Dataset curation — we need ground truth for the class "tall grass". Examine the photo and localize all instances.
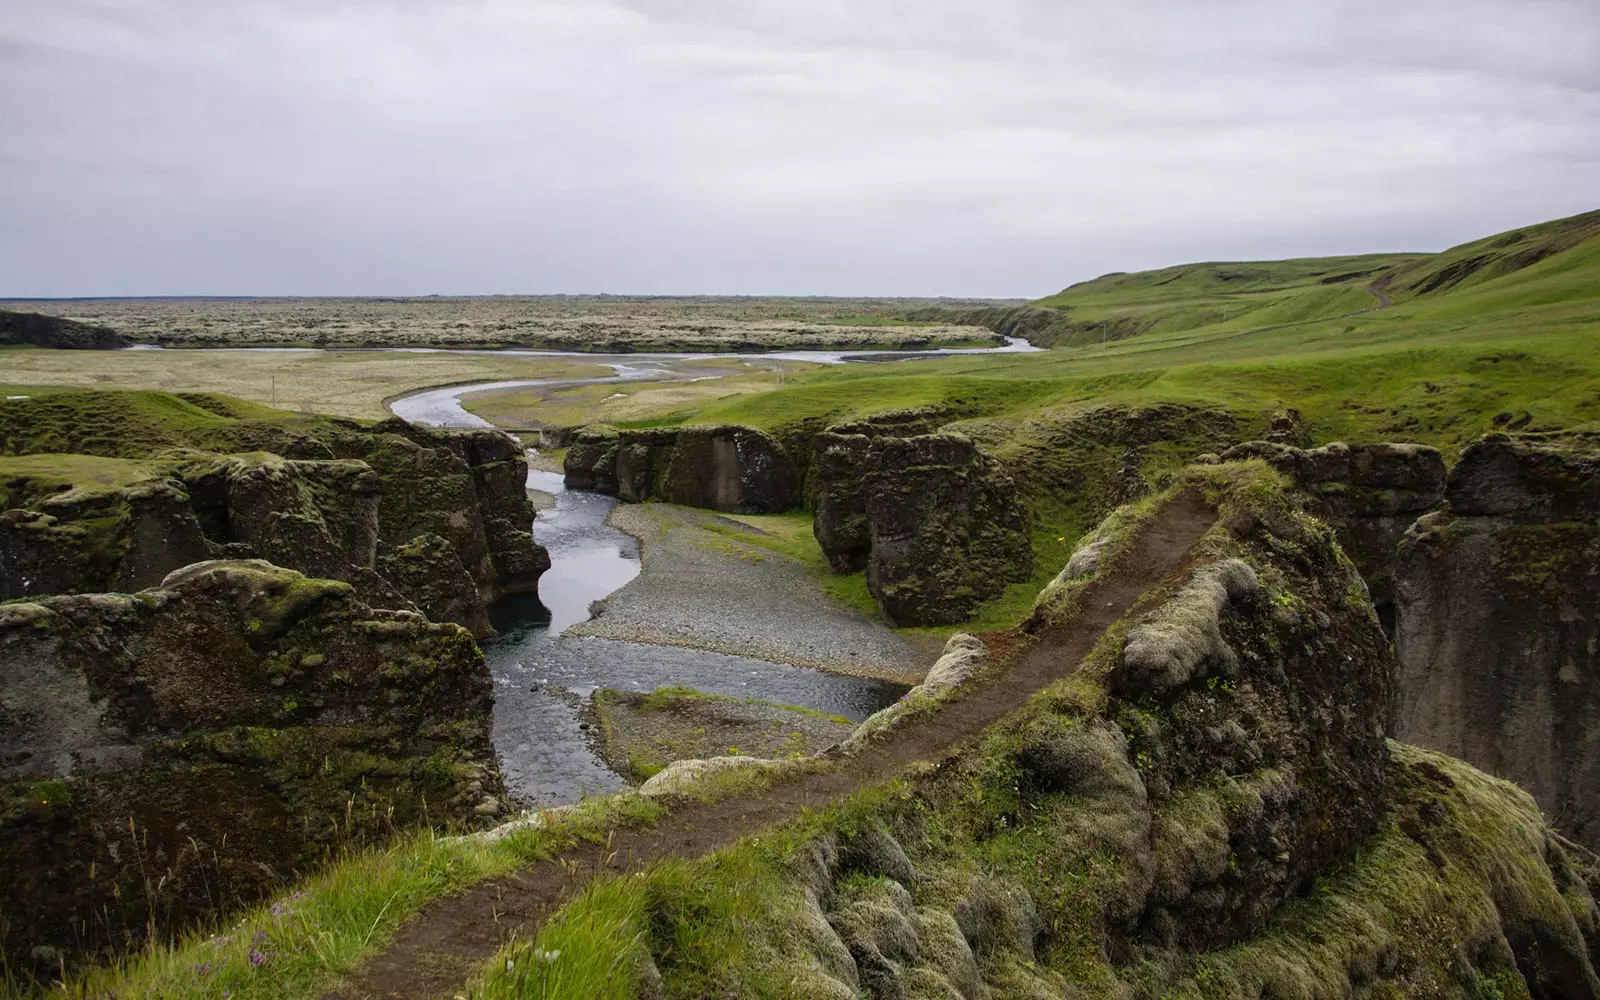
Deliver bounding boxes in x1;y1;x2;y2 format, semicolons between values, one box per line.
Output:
3;796;664;1000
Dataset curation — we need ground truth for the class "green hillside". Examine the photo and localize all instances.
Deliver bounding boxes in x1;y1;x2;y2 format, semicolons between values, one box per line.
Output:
1030;252;1420;345
1018;208;1600;351
600;208;1600;631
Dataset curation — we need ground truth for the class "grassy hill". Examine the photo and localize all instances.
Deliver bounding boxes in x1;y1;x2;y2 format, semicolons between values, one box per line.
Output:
1020;207;1599;350
579;208;1600;631
1029;252;1419;346
652;208;1600;445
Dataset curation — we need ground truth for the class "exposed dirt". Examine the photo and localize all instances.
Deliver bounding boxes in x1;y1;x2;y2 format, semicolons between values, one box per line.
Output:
326;492;1217;1000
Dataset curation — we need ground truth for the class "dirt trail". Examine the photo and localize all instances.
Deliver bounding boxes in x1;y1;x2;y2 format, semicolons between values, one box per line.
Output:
328;493;1216;1000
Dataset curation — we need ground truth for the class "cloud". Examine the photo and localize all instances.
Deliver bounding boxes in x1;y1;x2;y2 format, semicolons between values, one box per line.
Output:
2;0;1597;296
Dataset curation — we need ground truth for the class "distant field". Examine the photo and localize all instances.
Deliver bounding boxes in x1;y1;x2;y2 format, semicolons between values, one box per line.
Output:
0;346;613;420
5;295;1010;352
553;209;1600;452
460;357;825;428
534;209;1600;632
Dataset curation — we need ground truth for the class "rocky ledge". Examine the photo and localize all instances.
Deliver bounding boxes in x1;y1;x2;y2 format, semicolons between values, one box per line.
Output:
0;560;505;964
1392;431;1600;849
564;423;800;513
813;428;1032;625
1218;438;1446;631
1;417;548;637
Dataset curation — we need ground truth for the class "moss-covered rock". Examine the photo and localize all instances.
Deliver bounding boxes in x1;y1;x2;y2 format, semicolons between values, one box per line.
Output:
0;402;548;636
509;464;1599;998
0;560;503;965
812;430;1033;625
1221;438;1447;631
0;479;213;599
1393;431;1600;850
562;424;801;513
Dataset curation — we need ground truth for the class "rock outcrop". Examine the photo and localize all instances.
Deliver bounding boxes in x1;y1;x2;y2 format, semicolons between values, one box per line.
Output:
621;472;1600;997
0;561;503;962
812;430;1032;625
1393;431;1600;848
0;422;547;637
562;424;799;514
1222;439;1446;630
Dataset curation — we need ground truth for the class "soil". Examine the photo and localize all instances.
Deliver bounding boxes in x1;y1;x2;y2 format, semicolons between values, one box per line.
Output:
325;491;1216;1000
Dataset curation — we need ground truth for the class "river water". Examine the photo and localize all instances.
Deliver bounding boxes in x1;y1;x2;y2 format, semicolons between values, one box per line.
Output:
388;337;1040;428
481;469;906;805
392;340;1042;804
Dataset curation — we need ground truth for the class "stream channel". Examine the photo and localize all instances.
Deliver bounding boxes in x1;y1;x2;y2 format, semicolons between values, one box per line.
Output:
389;339;1041;805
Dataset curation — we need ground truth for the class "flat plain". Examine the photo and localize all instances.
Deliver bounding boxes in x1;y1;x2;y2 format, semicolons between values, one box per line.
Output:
4;295;1008;352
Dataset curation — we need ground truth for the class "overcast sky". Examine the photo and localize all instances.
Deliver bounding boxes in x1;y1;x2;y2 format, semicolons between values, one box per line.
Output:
3;1;1597;298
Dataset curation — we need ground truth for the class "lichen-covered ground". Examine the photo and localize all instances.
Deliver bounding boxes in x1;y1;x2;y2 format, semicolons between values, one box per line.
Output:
6;296;1005;351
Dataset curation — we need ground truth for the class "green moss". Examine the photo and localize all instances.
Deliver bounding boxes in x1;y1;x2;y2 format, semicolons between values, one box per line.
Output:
1495;522;1596;595
1166;744;1589;999
1;780;76;824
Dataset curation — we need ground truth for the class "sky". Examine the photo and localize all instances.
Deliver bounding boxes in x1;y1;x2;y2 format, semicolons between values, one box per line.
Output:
2;0;1598;298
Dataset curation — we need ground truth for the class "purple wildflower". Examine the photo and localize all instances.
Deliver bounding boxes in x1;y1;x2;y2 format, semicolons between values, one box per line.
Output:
248;947;271;968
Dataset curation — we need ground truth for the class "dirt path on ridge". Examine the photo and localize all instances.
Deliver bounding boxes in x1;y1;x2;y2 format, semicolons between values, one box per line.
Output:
327;492;1217;1000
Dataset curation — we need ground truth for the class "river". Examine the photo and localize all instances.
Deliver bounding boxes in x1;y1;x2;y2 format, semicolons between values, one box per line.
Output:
388;337;1040;427
397;340;1043;805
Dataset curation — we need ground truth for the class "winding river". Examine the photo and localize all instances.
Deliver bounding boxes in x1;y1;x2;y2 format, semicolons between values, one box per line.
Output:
392;339;1040;805
388;337;1040;427
483;470;906;804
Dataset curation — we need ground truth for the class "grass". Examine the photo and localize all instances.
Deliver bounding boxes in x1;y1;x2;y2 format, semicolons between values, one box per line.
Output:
2;793;666;1000
1030;251;1418;345
466;783;912;1000
633;686;850;725
0;348;614;421
591;685;852;781
712;511;882;619
461;360;824;429
553;209;1600;633
0;454;157;507
0;386;340;459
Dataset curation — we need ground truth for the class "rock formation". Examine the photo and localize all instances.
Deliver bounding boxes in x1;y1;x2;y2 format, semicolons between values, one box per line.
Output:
1393;431;1600;848
0;561;504;961
562;424;799;514
616;471;1600;996
1222;438;1446;631
812;429;1032;625
0;420;547;637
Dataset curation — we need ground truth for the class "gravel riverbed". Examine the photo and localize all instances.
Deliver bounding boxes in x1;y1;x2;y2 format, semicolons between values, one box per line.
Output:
566;502;934;683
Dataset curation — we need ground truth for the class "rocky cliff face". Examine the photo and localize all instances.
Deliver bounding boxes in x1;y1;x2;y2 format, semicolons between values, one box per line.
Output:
1220;439;1447;632
812;429;1032;625
1393;431;1600;849
562;424;799;514
0;422;547;637
609;469;1600;997
0;560;504;962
